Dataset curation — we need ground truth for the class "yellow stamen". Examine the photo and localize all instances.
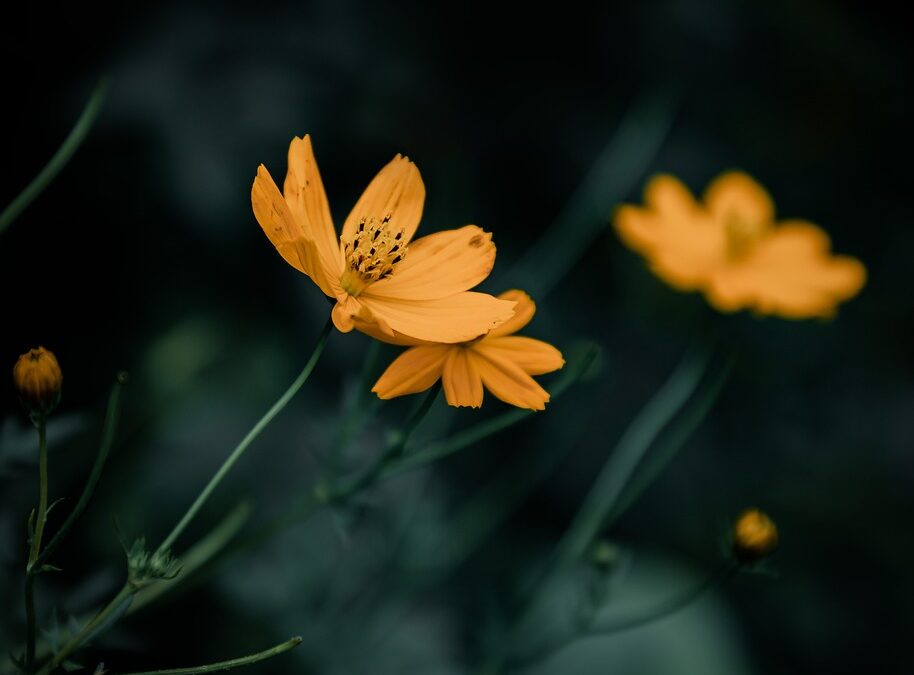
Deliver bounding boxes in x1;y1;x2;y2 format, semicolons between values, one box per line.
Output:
340;215;408;296
725;214;767;259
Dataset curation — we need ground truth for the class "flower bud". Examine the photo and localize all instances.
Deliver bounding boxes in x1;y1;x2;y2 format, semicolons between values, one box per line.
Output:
13;347;62;417
589;540;620;571
732;508;778;563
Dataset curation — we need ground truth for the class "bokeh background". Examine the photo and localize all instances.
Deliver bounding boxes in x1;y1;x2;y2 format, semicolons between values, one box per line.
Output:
1;2;912;673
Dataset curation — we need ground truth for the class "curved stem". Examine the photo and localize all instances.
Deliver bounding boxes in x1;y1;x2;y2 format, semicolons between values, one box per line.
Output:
160;344;599;602
129;501;252;615
36;374;126;568
608;351;734;522
330;381;441;503
117;344;597;621
506;564;738;671
477;337;718;675
152;381;444;606
552;338;714;566
381;343;599;479
0;79;108;236
24;416;48;669
156;317;333;556
586;564;737;636
36;584;134;675
327;339;381;476
503;86;678;298
116;636;302;674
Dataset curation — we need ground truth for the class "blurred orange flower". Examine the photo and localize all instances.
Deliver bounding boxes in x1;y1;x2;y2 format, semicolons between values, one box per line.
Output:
614;172;866;319
252;135;515;342
372;290;564;410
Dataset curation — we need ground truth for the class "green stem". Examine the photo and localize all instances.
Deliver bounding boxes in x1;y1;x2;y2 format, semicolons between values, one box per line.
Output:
506;564;738;671
116;636;302;675
28;418;49;567
24;573;37;671
503;86;678;298
156;317;333;556
552;338;714;568
327;339;381;476
0;79;108;236
186;344;598;585
607;352;734;522
24;416;48;670
129;501;252;615
381;343;600;479
36;374;126;568
36;584;135;675
584;564;737;636
478;338;717;674
331;381;441;501
119;345;596;620
160;381;446;599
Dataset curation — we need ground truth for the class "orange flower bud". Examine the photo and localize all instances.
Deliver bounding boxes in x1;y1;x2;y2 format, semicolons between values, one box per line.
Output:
13;347;62;417
732;508;778;563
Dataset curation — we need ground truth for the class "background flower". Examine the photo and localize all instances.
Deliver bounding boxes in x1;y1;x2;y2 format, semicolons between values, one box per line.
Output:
615;172;866;318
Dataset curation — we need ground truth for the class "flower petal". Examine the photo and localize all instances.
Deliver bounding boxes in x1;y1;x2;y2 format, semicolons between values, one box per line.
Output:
475;336;564;375
645;174;700;220
704;220;867;318
468;348;550;411
442;347;483;408
283;135;344;278
357;292;516;344
368;225;496;300
252;165;336;296
349;318;429;347
487;290;536;337
331;295;393;335
372;345;450;399
341;155;425;245
615;176;725;290
704;171;775;229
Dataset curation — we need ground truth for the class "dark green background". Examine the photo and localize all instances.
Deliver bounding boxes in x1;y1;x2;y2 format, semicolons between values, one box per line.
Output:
1;2;911;673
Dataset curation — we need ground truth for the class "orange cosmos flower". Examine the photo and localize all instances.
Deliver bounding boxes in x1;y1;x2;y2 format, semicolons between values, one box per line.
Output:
13;346;63;416
372;290;564;411
614;171;866;319
252;136;515;343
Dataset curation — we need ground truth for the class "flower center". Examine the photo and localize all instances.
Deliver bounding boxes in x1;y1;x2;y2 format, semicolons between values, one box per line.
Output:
725;214;767;259
340;215;408;296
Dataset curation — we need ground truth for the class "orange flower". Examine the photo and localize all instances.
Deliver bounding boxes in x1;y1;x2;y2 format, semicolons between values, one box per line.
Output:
372;290;564;410
252;136;515;342
614;172;866;319
13;346;62;416
732;508;779;563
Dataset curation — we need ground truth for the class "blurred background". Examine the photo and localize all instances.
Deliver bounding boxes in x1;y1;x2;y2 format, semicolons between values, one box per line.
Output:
1;1;912;673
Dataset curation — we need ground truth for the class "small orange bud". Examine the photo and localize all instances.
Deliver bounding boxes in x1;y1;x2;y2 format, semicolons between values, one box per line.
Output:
13;347;63;417
732;508;778;563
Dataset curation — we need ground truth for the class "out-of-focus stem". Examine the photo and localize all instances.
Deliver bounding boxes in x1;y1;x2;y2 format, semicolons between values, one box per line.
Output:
36;374;126;568
35;584;134;675
0;79;108;236
117;636;302;674
505;564;739;671
24;416;48;669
